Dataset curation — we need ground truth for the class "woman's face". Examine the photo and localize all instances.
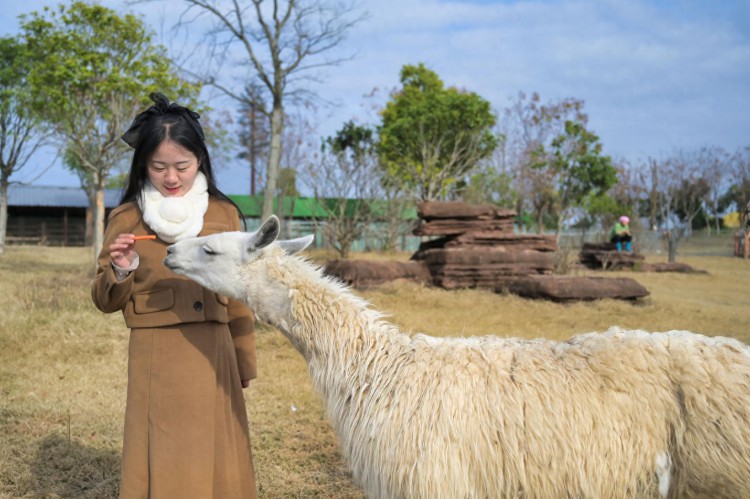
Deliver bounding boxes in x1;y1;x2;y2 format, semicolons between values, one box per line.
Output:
147;140;200;197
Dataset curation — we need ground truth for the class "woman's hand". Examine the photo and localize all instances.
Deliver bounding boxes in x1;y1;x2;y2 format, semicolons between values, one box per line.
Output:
241;379;250;389
109;233;137;268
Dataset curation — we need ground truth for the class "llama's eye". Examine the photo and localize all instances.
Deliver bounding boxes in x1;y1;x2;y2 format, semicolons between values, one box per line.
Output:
202;245;218;255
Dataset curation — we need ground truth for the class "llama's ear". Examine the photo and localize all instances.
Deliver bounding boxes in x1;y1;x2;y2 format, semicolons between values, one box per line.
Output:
278;234;314;255
248;215;280;251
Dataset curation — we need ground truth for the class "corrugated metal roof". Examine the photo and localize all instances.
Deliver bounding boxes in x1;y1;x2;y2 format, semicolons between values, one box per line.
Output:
8;184;122;208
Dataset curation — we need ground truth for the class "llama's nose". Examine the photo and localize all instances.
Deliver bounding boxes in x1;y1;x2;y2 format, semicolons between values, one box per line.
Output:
166;246;174;255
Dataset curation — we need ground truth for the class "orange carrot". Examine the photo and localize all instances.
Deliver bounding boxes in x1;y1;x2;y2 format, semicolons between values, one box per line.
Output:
133;235;157;241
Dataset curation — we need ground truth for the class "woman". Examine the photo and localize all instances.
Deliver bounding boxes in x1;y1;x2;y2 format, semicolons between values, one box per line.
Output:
92;93;257;498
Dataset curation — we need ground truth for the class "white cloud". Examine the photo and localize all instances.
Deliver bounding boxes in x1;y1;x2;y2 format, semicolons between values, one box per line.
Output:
2;0;748;190
310;0;750;162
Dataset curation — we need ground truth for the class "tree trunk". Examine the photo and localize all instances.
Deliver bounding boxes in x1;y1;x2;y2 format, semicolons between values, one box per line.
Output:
515;197;525;233
535;204;546;235
649;161;658;230
0;179;8;255
91;179;105;273
262;103;284;222
85;199;94;246
285;197;296;239
250;105;257;196
554;213;565;250
667;232;678;263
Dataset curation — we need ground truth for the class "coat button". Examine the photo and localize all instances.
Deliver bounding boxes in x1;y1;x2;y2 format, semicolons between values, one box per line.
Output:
193;301;203;311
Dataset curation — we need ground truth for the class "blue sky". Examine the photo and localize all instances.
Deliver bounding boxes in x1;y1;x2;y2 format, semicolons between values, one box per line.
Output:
2;0;749;195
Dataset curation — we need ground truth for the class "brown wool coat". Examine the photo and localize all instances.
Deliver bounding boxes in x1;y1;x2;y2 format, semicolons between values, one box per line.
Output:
92;198;257;499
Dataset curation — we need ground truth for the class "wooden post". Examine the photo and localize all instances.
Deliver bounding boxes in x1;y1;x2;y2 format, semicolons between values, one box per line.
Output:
63;208;69;246
735;231;750;259
735;232;741;257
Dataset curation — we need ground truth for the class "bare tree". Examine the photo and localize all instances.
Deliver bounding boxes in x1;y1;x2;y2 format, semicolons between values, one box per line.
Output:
498;92;587;233
175;0;363;221
694;146;732;235
636;158;660;231
377;180;412;253
674;151;710;238
722;147;750;221
275;112;316;238
302;122;381;258
0;37;50;254
654;156;683;262
653;151;708;262
236;82;270;195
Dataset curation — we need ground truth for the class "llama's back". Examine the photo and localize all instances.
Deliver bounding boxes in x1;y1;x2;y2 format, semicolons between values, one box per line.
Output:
335;326;750;498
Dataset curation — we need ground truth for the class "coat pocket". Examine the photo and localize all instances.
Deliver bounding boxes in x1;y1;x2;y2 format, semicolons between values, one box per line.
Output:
133;288;175;314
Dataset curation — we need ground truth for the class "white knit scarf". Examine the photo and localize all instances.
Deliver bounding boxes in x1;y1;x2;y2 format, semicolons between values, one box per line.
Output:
138;172;209;243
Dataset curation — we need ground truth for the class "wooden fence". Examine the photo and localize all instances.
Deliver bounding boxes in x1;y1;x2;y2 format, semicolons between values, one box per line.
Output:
6;212;87;246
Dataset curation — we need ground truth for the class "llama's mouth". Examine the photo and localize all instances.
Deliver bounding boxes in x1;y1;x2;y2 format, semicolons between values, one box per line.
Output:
163;257;182;273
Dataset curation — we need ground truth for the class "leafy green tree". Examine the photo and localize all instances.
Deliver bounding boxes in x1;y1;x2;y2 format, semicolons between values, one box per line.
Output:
379;63;497;201
0;36;49;255
534;120;617;238
21;2;197;266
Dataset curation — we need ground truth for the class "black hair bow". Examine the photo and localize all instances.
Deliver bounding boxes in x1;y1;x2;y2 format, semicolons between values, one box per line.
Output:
121;92;205;149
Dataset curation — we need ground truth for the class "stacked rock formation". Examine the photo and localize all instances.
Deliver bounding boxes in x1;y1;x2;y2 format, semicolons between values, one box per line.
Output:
411;202;556;289
323;201;650;301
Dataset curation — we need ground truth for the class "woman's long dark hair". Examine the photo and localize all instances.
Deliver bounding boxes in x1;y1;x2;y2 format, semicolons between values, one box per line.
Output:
119;93;245;228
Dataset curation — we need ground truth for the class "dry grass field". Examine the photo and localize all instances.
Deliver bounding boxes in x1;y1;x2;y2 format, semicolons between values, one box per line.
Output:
1;234;749;498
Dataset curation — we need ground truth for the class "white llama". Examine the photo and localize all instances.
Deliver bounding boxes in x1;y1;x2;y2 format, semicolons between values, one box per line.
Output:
164;216;750;499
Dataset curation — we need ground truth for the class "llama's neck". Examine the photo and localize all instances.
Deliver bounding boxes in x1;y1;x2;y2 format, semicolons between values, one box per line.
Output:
249;253;407;395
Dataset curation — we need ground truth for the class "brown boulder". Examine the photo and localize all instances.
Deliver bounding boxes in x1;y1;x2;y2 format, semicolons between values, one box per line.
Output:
502;275;649;301
323;259;431;289
640;262;707;274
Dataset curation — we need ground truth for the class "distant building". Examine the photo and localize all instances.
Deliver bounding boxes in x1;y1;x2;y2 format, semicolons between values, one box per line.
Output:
5;184;121;246
5;187;420;251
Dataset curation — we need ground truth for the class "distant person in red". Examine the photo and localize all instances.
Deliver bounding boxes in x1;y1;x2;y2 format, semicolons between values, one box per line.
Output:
611;215;632;252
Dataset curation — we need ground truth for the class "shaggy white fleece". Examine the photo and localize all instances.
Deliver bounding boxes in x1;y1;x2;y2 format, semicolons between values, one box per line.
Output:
164;217;750;499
